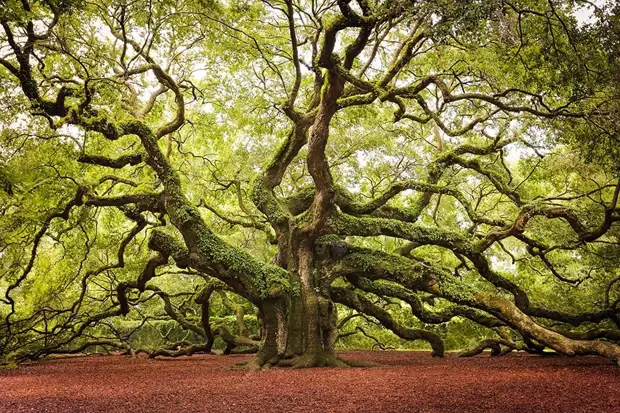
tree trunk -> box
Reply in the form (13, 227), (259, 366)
(247, 238), (346, 368)
(246, 299), (287, 369)
(283, 295), (304, 357)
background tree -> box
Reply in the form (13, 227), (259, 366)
(1, 0), (619, 369)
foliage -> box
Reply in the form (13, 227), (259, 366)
(0, 0), (619, 366)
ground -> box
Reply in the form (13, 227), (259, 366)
(1, 351), (618, 412)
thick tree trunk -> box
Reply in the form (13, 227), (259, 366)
(247, 238), (346, 368)
(283, 295), (304, 357)
(246, 299), (287, 369)
(298, 240), (324, 355)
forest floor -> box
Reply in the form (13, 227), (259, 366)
(0, 350), (618, 412)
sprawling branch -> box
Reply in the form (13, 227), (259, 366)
(331, 286), (444, 356)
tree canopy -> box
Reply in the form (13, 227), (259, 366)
(1, 0), (619, 368)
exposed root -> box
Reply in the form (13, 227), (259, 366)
(430, 348), (444, 358)
(145, 343), (211, 359)
(292, 353), (349, 369)
(233, 349), (280, 371)
(277, 351), (379, 368)
(239, 358), (264, 371)
(459, 339), (505, 357)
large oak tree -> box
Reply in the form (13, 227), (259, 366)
(1, 0), (620, 368)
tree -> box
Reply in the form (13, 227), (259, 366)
(1, 0), (619, 369)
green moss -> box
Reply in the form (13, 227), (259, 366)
(316, 234), (343, 245)
(250, 177), (289, 224)
(193, 224), (295, 300)
(435, 272), (476, 304)
(319, 71), (331, 100)
(339, 250), (425, 288)
(337, 92), (375, 107)
(333, 214), (473, 255)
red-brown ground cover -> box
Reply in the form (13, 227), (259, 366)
(1, 351), (618, 412)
